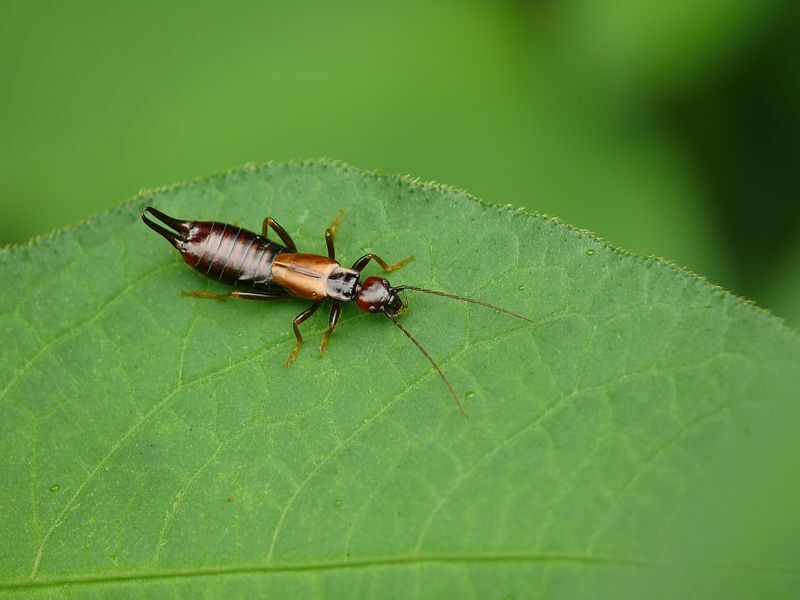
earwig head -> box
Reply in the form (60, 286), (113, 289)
(355, 276), (406, 316)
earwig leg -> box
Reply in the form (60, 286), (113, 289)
(319, 302), (342, 358)
(351, 253), (414, 273)
(181, 291), (289, 300)
(262, 217), (298, 253)
(284, 302), (322, 367)
(181, 290), (287, 300)
(324, 210), (344, 258)
(329, 209), (344, 240)
(325, 229), (335, 259)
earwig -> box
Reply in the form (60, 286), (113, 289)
(142, 207), (534, 415)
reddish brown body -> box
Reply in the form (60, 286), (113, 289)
(141, 206), (410, 365)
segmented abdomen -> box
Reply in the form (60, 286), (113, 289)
(179, 221), (286, 292)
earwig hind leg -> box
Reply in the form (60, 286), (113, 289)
(181, 290), (287, 301)
(319, 302), (342, 358)
(262, 217), (298, 253)
(284, 302), (322, 367)
(351, 253), (414, 273)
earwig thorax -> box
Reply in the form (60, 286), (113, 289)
(324, 267), (361, 301)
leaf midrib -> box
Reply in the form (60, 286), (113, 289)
(0, 552), (662, 590)
(6, 552), (799, 591)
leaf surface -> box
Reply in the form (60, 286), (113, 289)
(1, 162), (798, 597)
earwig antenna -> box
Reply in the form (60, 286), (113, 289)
(394, 285), (535, 323)
(382, 310), (467, 417)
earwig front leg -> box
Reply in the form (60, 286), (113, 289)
(351, 253), (414, 273)
(319, 302), (341, 358)
(262, 217), (298, 253)
(284, 302), (322, 367)
(181, 290), (288, 301)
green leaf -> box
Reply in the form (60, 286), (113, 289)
(1, 161), (798, 598)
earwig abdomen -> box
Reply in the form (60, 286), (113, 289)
(141, 208), (288, 293)
(183, 222), (287, 292)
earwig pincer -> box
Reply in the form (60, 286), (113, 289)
(142, 207), (534, 415)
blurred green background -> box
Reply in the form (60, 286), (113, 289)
(2, 0), (798, 326)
